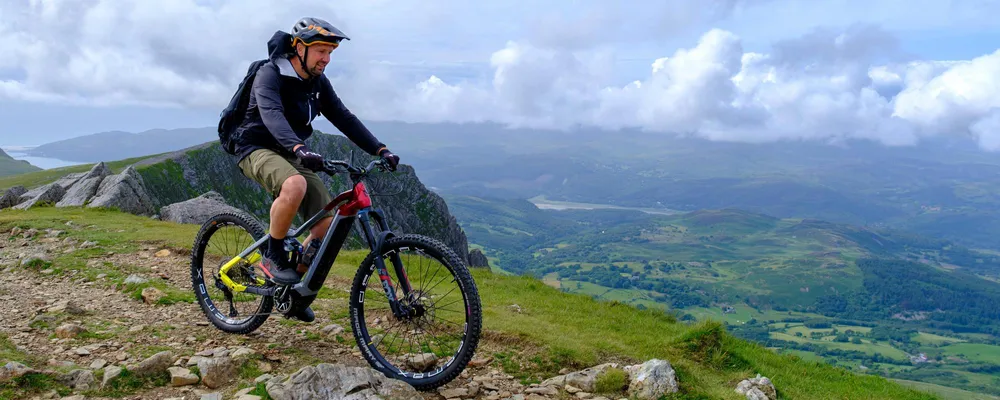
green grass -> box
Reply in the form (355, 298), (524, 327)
(939, 343), (1000, 363)
(0, 208), (943, 399)
(769, 332), (910, 361)
(913, 332), (966, 346)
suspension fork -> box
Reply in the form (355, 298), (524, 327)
(358, 209), (414, 317)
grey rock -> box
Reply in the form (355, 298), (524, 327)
(197, 355), (237, 389)
(0, 186), (27, 209)
(540, 363), (621, 392)
(13, 183), (66, 210)
(87, 166), (155, 215)
(468, 248), (490, 268)
(101, 365), (123, 388)
(55, 323), (85, 339)
(265, 363), (422, 400)
(200, 393), (223, 400)
(624, 359), (678, 399)
(159, 191), (246, 224)
(168, 366), (199, 386)
(58, 369), (95, 390)
(735, 374), (777, 400)
(405, 353), (438, 372)
(123, 274), (148, 285)
(57, 162), (112, 207)
(53, 172), (86, 189)
(20, 253), (50, 267)
(127, 350), (173, 377)
(1, 361), (36, 382)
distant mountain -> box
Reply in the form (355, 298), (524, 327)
(24, 128), (216, 162)
(0, 148), (41, 177)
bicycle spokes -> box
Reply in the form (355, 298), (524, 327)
(361, 248), (468, 373)
(200, 222), (267, 321)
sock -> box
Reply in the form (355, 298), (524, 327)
(268, 235), (285, 258)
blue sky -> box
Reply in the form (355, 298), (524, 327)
(1, 0), (999, 149)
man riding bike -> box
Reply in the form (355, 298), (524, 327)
(232, 17), (400, 322)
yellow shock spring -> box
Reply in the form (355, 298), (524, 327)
(218, 252), (264, 292)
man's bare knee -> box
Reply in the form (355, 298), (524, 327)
(279, 175), (307, 201)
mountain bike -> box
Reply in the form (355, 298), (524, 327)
(188, 156), (482, 390)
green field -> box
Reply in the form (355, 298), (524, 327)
(913, 332), (966, 346)
(894, 379), (1000, 400)
(769, 332), (911, 361)
(941, 343), (1000, 363)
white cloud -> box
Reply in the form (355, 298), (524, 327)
(3, 0), (1000, 150)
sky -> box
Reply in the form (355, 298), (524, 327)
(1, 0), (1000, 149)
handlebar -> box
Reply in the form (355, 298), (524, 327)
(321, 157), (392, 177)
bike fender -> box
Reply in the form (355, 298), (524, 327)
(375, 230), (396, 254)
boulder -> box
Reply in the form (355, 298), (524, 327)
(159, 191), (245, 224)
(13, 183), (66, 210)
(168, 366), (200, 386)
(624, 359), (679, 399)
(197, 355), (238, 389)
(468, 248), (490, 268)
(87, 166), (155, 215)
(265, 363), (422, 400)
(127, 350), (173, 377)
(58, 369), (95, 390)
(0, 362), (36, 382)
(57, 162), (112, 207)
(735, 374), (777, 400)
(101, 365), (122, 389)
(540, 363), (620, 392)
(0, 186), (27, 209)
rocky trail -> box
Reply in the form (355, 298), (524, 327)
(0, 222), (776, 400)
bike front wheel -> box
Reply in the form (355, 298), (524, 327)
(349, 234), (482, 391)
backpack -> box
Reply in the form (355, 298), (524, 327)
(218, 59), (269, 155)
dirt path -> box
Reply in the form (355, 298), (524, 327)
(0, 226), (527, 400)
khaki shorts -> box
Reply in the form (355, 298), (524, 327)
(238, 148), (332, 222)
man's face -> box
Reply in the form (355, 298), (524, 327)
(298, 43), (337, 76)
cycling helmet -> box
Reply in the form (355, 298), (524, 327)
(291, 17), (350, 47)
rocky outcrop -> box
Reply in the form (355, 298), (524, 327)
(56, 162), (111, 207)
(87, 166), (155, 215)
(159, 191), (247, 224)
(13, 183), (66, 209)
(1, 162), (154, 217)
(264, 363), (422, 400)
(469, 248), (489, 268)
(0, 186), (26, 208)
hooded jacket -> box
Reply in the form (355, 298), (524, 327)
(234, 31), (386, 162)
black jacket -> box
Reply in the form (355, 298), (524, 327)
(234, 31), (385, 161)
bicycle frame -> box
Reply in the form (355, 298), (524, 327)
(217, 160), (415, 317)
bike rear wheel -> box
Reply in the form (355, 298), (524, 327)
(190, 212), (274, 334)
(349, 234), (482, 391)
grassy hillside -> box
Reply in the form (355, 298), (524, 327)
(448, 195), (1000, 396)
(0, 207), (944, 399)
(0, 148), (41, 178)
